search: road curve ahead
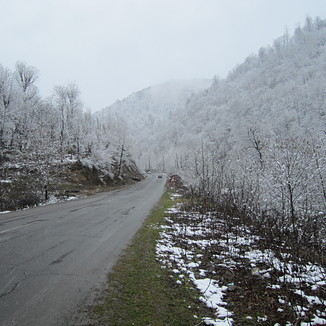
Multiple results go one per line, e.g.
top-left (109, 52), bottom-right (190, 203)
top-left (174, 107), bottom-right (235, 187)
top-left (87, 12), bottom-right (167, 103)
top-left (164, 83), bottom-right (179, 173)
top-left (0, 174), bottom-right (166, 326)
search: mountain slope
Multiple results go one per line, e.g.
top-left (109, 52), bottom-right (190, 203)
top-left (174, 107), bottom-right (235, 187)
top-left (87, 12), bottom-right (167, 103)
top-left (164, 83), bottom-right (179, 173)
top-left (168, 17), bottom-right (326, 248)
top-left (169, 18), bottom-right (326, 155)
top-left (100, 17), bottom-right (326, 249)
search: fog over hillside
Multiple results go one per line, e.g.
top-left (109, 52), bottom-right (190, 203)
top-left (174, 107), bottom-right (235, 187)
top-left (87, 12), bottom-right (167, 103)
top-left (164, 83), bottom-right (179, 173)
top-left (99, 79), bottom-right (212, 168)
top-left (102, 17), bottom-right (326, 174)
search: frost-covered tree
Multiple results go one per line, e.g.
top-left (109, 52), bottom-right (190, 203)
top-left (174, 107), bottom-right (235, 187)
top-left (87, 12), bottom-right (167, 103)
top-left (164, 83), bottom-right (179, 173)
top-left (11, 62), bottom-right (39, 151)
top-left (53, 83), bottom-right (83, 158)
top-left (0, 65), bottom-right (14, 148)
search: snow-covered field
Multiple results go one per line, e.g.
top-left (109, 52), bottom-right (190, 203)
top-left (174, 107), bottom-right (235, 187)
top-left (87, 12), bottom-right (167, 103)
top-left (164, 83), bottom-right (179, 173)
top-left (156, 194), bottom-right (326, 325)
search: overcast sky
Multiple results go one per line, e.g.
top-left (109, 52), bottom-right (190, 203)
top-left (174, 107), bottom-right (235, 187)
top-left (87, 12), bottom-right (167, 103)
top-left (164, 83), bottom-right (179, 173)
top-left (1, 0), bottom-right (324, 111)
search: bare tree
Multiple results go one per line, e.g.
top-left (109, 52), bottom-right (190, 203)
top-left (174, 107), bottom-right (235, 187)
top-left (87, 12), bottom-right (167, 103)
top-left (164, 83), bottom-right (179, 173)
top-left (54, 83), bottom-right (83, 158)
top-left (247, 127), bottom-right (265, 168)
top-left (12, 62), bottom-right (39, 151)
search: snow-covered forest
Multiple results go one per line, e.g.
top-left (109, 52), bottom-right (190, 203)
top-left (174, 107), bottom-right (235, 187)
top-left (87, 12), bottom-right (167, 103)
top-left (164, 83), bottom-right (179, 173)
top-left (0, 62), bottom-right (140, 211)
top-left (103, 16), bottom-right (326, 250)
top-left (174, 16), bottom-right (326, 250)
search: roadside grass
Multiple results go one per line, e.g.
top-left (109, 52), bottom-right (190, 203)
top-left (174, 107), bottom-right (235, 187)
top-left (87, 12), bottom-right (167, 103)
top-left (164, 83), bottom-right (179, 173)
top-left (91, 190), bottom-right (213, 326)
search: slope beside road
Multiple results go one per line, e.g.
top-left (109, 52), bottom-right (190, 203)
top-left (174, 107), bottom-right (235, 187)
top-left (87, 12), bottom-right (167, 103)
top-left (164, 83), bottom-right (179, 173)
top-left (0, 174), bottom-right (166, 326)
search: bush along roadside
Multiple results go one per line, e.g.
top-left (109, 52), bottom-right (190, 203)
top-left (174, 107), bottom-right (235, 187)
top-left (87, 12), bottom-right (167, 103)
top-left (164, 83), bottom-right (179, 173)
top-left (86, 189), bottom-right (216, 326)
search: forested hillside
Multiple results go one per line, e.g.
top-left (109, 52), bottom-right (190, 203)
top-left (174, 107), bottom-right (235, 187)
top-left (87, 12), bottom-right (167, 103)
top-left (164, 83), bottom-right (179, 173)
top-left (104, 17), bottom-right (326, 249)
top-left (171, 16), bottom-right (326, 249)
top-left (0, 63), bottom-right (141, 211)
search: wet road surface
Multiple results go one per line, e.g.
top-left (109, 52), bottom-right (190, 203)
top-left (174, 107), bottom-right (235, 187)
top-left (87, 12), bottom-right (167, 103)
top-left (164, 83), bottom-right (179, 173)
top-left (0, 174), bottom-right (166, 326)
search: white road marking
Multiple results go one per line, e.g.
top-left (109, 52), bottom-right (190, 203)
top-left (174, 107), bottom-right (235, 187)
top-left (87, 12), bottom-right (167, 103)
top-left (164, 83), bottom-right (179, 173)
top-left (0, 225), bottom-right (27, 234)
top-left (0, 220), bottom-right (39, 235)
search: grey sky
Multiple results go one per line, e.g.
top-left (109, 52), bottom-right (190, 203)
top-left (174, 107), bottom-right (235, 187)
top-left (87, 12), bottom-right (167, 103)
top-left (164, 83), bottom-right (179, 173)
top-left (1, 0), bottom-right (325, 111)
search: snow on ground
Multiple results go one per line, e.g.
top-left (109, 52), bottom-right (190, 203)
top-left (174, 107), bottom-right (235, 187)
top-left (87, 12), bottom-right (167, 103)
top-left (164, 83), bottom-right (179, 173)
top-left (0, 180), bottom-right (12, 183)
top-left (156, 194), bottom-right (326, 325)
top-left (0, 195), bottom-right (79, 214)
top-left (156, 201), bottom-right (234, 325)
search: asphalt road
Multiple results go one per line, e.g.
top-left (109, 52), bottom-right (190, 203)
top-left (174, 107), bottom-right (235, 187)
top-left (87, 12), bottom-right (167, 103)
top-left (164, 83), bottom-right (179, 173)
top-left (0, 174), bottom-right (166, 326)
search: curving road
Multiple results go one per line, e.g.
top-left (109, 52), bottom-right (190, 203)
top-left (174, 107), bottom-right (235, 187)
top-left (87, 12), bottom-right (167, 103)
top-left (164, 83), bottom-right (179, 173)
top-left (0, 174), bottom-right (166, 326)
